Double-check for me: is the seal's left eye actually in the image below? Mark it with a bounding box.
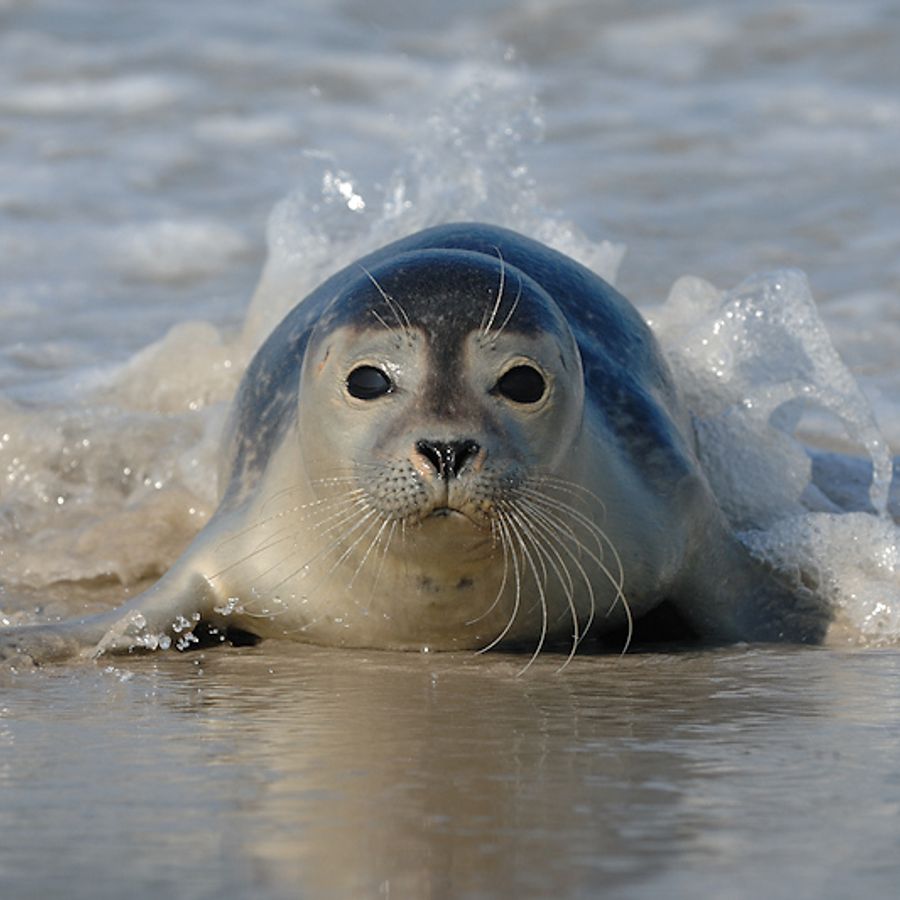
[495,365,546,404]
[347,365,393,400]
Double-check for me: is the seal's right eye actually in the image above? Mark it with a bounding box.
[346,365,393,400]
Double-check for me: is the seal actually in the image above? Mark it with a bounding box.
[0,223,829,664]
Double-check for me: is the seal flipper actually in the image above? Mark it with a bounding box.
[0,566,217,665]
[671,532,831,645]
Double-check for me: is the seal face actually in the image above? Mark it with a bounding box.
[0,223,831,665]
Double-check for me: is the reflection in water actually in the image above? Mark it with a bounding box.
[2,645,900,898]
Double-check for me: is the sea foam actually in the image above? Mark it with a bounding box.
[650,269,899,644]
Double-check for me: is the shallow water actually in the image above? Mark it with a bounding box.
[3,0,900,896]
[4,645,900,899]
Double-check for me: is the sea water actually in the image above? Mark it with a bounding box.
[2,1,900,898]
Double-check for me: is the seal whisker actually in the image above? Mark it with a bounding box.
[361,518,398,613]
[527,475,608,520]
[257,481,338,514]
[490,271,523,343]
[302,491,373,531]
[244,492,370,556]
[231,495,377,590]
[215,488,367,556]
[512,489,583,550]
[309,474,368,487]
[213,503,302,551]
[507,505,550,593]
[516,482,605,530]
[480,245,506,338]
[270,513,393,636]
[502,509,550,675]
[465,517,511,626]
[516,497,613,595]
[230,492,371,570]
[475,512,522,656]
[359,264,413,341]
[255,483,306,515]
[517,486,621,579]
[346,514,392,591]
[237,506,374,592]
[515,489,618,589]
[516,495,632,655]
[510,499,599,667]
[207,532,297,590]
[506,501,580,620]
[262,507,382,597]
[501,500,582,668]
[369,307,395,335]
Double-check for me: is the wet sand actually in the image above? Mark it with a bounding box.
[2,642,899,899]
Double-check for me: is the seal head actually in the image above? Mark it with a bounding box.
[301,250,583,521]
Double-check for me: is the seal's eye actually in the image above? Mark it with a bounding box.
[347,365,393,400]
[495,365,546,404]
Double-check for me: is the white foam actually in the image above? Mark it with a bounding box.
[649,269,900,641]
[650,269,894,521]
[741,513,900,646]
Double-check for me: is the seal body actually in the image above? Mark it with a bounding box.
[0,223,829,663]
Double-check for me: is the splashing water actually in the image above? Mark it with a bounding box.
[651,270,899,643]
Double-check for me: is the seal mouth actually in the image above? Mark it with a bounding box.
[422,506,487,529]
[428,506,465,519]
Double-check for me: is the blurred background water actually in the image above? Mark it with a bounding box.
[2,1,900,897]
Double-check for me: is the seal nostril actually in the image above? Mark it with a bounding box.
[415,439,443,476]
[452,439,481,476]
[415,439,481,479]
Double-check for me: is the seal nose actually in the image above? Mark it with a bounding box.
[415,439,481,480]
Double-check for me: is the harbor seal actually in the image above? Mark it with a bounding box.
[0,223,829,665]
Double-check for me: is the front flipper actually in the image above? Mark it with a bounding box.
[0,568,217,666]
